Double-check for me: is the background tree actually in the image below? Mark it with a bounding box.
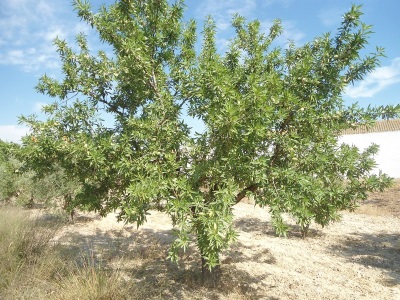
[20,0,399,275]
[0,139,80,212]
[0,140,21,202]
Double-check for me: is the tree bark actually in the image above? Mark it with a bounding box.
[235,184,258,204]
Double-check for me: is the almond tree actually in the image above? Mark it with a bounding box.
[20,0,399,276]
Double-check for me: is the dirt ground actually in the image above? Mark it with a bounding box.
[53,181,400,300]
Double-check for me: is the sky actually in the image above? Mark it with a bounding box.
[0,0,399,143]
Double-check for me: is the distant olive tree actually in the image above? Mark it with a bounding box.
[20,0,399,276]
[0,140,21,202]
[0,139,79,213]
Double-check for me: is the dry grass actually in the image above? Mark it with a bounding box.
[54,254,129,300]
[356,179,400,217]
[0,206,132,300]
[0,207,59,298]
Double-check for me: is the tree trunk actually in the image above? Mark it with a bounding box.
[301,224,310,238]
[201,256,221,286]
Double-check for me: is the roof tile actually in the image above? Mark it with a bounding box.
[342,119,400,135]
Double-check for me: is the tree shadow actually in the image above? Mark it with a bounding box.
[32,211,66,228]
[330,233,400,286]
[56,219,279,299]
[234,217,325,239]
[223,241,277,265]
[234,217,276,235]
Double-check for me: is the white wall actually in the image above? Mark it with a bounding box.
[339,131,400,178]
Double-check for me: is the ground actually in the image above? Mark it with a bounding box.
[52,181,400,299]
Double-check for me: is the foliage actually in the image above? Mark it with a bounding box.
[20,0,399,271]
[0,140,23,202]
[0,139,80,209]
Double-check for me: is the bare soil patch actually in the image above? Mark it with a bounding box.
[52,183,400,299]
[356,179,400,217]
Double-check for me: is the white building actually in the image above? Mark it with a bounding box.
[339,119,400,178]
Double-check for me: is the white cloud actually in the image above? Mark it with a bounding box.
[345,58,400,98]
[42,26,67,42]
[74,22,91,35]
[0,0,95,73]
[196,0,257,19]
[36,0,54,17]
[0,125,29,143]
[318,7,346,27]
[34,102,47,112]
[261,0,293,9]
[194,0,303,52]
[195,0,257,33]
[260,19,305,48]
[280,20,305,46]
[195,0,294,23]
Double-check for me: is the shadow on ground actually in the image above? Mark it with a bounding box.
[57,220,279,299]
[330,233,400,286]
[234,217,325,239]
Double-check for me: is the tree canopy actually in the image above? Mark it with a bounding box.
[20,0,399,271]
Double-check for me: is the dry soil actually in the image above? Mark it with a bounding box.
[53,181,400,299]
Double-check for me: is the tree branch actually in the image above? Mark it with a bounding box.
[269,111,294,166]
[149,70,158,94]
[87,90,125,118]
[235,184,258,204]
[177,97,189,111]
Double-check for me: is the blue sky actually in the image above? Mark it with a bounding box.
[1,0,399,142]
